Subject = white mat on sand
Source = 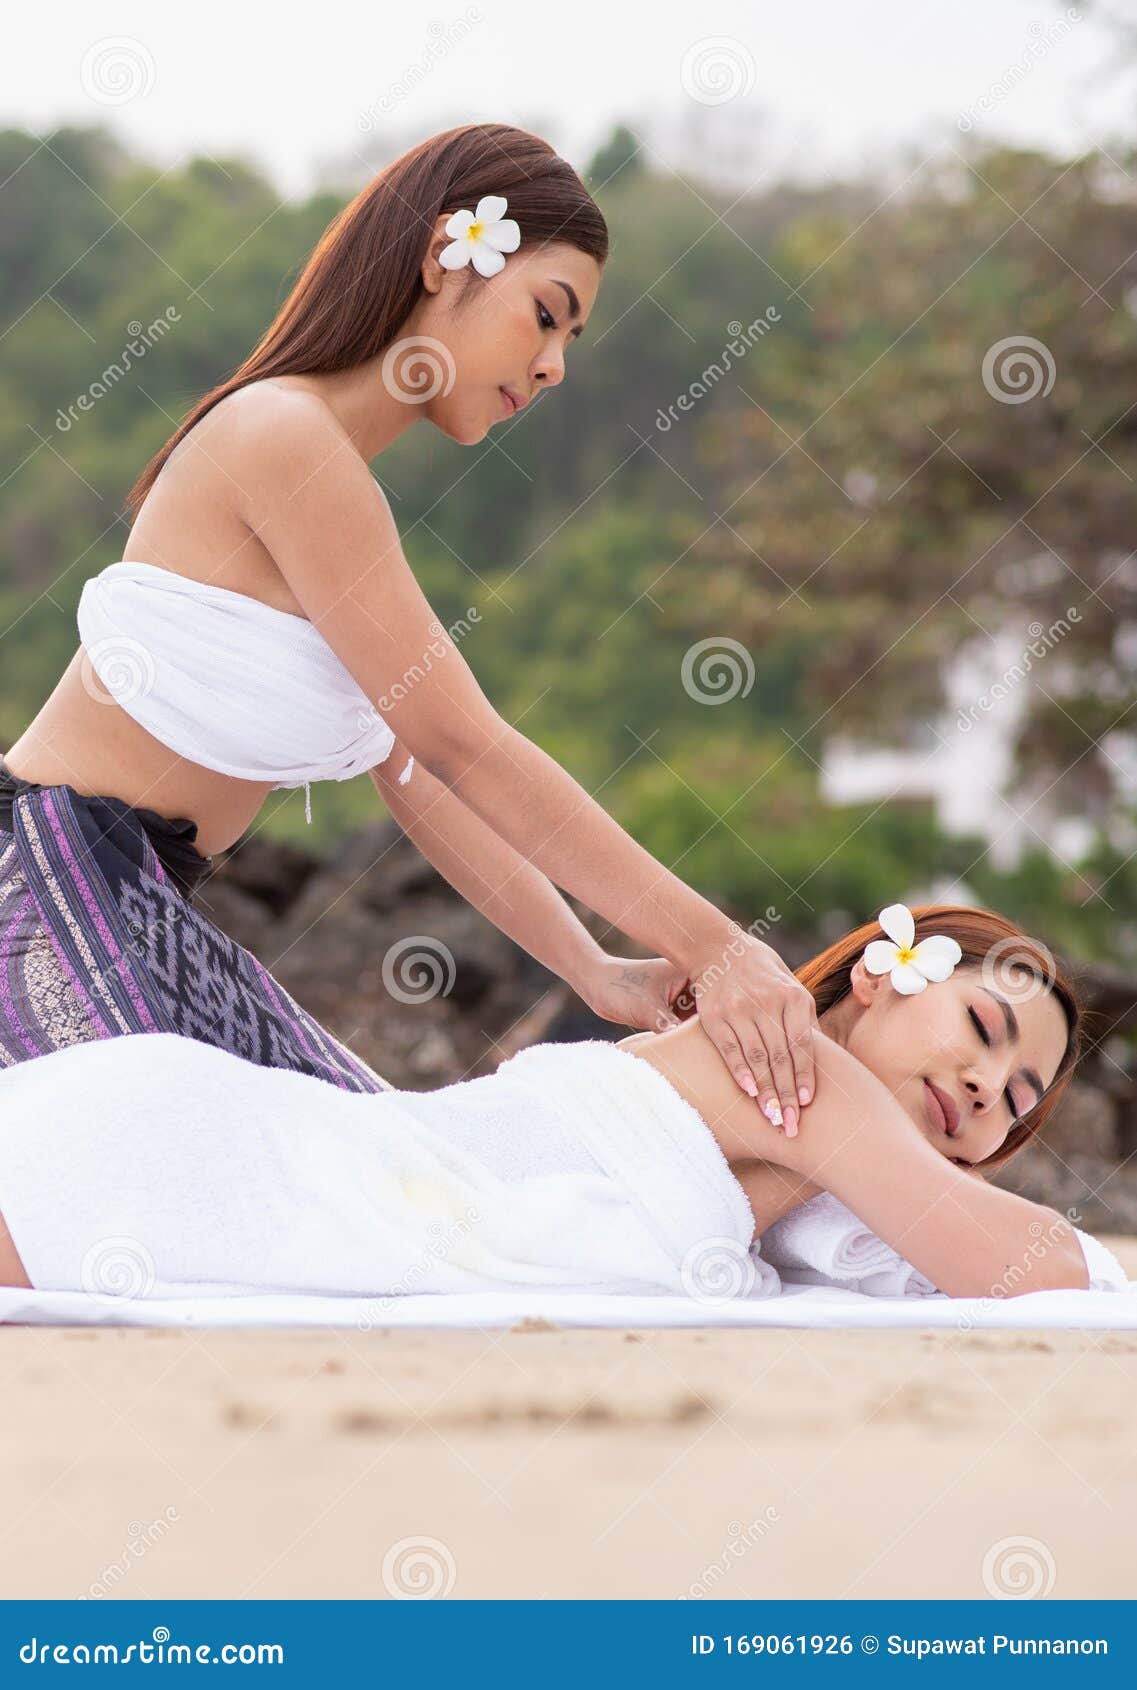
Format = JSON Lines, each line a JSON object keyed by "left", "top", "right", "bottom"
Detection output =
{"left": 1, "top": 1278, "right": 1134, "bottom": 1332}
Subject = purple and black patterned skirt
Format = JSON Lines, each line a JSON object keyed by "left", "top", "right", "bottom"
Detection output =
{"left": 0, "top": 759, "right": 390, "bottom": 1091}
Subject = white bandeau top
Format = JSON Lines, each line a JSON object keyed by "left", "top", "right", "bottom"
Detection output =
{"left": 76, "top": 561, "right": 397, "bottom": 823}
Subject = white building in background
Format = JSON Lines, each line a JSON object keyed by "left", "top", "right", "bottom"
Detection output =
{"left": 821, "top": 621, "right": 1130, "bottom": 873}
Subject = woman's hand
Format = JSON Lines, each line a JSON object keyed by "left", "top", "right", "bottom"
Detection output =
{"left": 687, "top": 931, "right": 819, "bottom": 1133}
{"left": 577, "top": 955, "right": 696, "bottom": 1033}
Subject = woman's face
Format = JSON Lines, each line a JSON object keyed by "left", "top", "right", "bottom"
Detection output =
{"left": 830, "top": 960, "right": 1069, "bottom": 1168}
{"left": 412, "top": 233, "right": 602, "bottom": 443}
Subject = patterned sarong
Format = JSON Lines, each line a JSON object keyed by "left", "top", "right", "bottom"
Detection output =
{"left": 0, "top": 768, "right": 389, "bottom": 1091}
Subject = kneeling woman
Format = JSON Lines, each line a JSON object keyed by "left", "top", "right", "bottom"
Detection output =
{"left": 0, "top": 904, "right": 1098, "bottom": 1302}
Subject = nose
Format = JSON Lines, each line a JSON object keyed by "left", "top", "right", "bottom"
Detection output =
{"left": 533, "top": 344, "right": 566, "bottom": 389}
{"left": 962, "top": 1056, "right": 1008, "bottom": 1114}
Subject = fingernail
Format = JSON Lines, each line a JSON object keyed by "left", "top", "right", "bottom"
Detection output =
{"left": 763, "top": 1099, "right": 783, "bottom": 1126}
{"left": 784, "top": 1105, "right": 797, "bottom": 1135}
{"left": 741, "top": 1074, "right": 758, "bottom": 1097}
{"left": 798, "top": 1086, "right": 811, "bottom": 1106}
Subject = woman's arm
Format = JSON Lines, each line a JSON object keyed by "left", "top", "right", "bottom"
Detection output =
{"left": 633, "top": 1019, "right": 1089, "bottom": 1297}
{"left": 368, "top": 744, "right": 689, "bottom": 1031}
{"left": 231, "top": 389, "right": 818, "bottom": 1122}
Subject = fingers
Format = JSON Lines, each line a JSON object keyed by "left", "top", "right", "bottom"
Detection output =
{"left": 782, "top": 989, "right": 818, "bottom": 1112}
{"left": 703, "top": 1008, "right": 798, "bottom": 1137}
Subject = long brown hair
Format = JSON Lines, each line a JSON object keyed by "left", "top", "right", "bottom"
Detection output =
{"left": 124, "top": 122, "right": 609, "bottom": 516}
{"left": 795, "top": 904, "right": 1084, "bottom": 1173}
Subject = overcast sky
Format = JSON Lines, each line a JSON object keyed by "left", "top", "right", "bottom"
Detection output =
{"left": 6, "top": 0, "right": 1133, "bottom": 196}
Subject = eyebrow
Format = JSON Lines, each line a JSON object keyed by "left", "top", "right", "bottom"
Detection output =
{"left": 552, "top": 279, "right": 585, "bottom": 338}
{"left": 986, "top": 989, "right": 1046, "bottom": 1103}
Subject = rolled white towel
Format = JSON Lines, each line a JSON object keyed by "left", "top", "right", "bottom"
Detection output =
{"left": 762, "top": 1190, "right": 1131, "bottom": 1298}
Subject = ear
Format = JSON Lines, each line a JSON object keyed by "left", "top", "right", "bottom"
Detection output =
{"left": 848, "top": 953, "right": 887, "bottom": 1008}
{"left": 420, "top": 212, "right": 454, "bottom": 296}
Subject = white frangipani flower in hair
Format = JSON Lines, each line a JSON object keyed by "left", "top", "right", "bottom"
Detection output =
{"left": 862, "top": 903, "right": 962, "bottom": 996}
{"left": 439, "top": 195, "right": 521, "bottom": 278}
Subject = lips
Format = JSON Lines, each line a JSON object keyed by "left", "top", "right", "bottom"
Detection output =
{"left": 500, "top": 387, "right": 526, "bottom": 415}
{"left": 924, "top": 1078, "right": 960, "bottom": 1138}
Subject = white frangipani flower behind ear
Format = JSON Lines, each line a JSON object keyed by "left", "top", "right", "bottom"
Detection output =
{"left": 862, "top": 902, "right": 963, "bottom": 996}
{"left": 439, "top": 194, "right": 522, "bottom": 278}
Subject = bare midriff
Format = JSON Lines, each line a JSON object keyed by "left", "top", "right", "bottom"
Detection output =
{"left": 4, "top": 382, "right": 323, "bottom": 857}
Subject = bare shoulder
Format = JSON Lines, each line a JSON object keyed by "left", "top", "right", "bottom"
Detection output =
{"left": 625, "top": 1017, "right": 891, "bottom": 1168}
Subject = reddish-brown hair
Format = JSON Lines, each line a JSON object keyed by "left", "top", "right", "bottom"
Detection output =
{"left": 124, "top": 122, "right": 609, "bottom": 515}
{"left": 795, "top": 903, "right": 1084, "bottom": 1173}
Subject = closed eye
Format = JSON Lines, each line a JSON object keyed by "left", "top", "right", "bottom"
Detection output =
{"left": 536, "top": 300, "right": 555, "bottom": 331}
{"left": 967, "top": 1004, "right": 1019, "bottom": 1119}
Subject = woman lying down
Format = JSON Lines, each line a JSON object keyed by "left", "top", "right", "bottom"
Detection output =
{"left": 0, "top": 902, "right": 1125, "bottom": 1303}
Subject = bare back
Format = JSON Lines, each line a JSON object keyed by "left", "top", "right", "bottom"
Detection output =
{"left": 4, "top": 379, "right": 340, "bottom": 855}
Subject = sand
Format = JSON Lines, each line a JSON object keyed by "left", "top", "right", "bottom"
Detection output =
{"left": 2, "top": 1237, "right": 1135, "bottom": 1602}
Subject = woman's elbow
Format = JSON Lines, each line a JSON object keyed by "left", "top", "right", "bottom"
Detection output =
{"left": 1000, "top": 1210, "right": 1091, "bottom": 1297}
